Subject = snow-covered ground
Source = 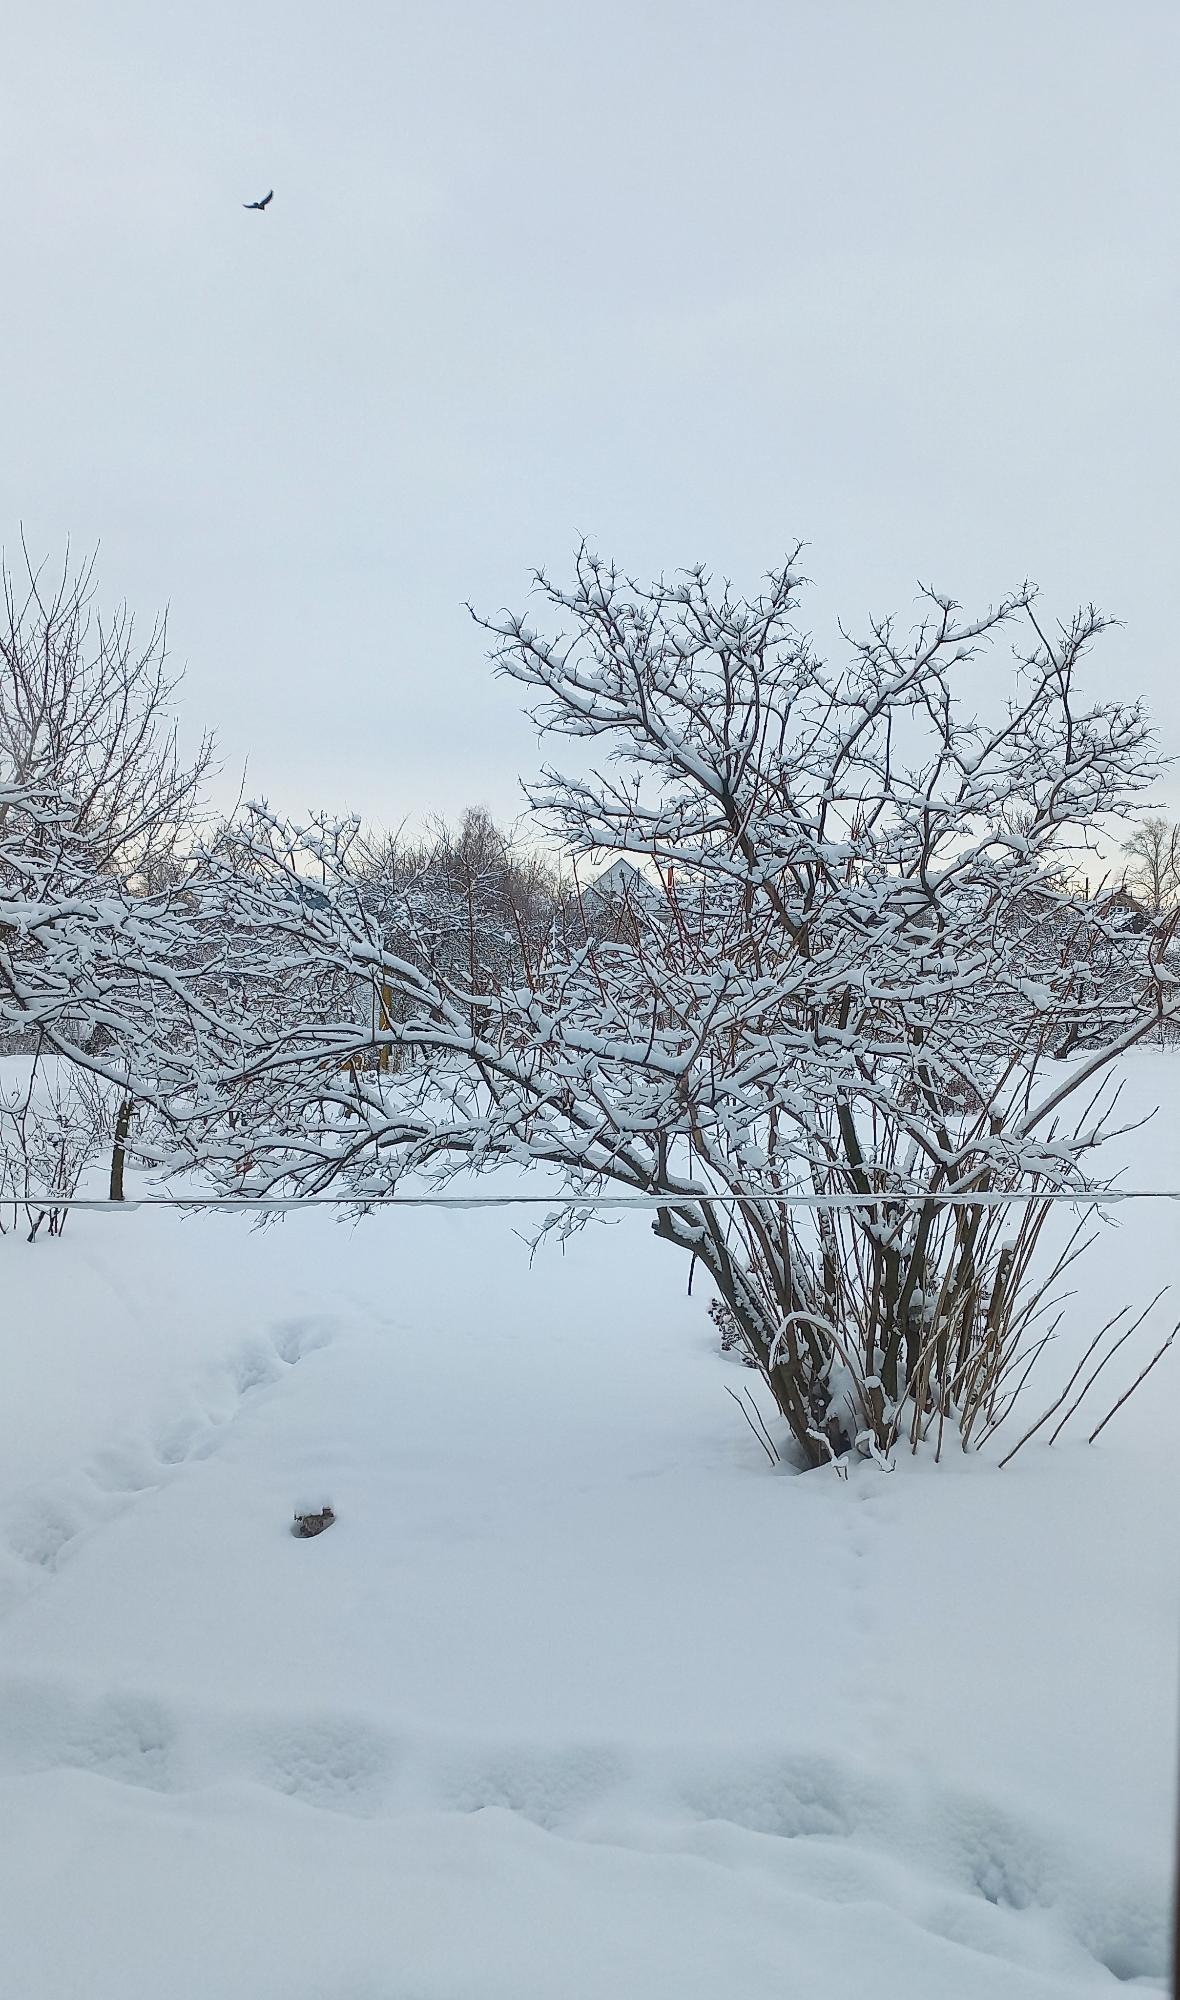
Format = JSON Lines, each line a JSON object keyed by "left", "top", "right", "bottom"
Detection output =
{"left": 0, "top": 1057, "right": 1176, "bottom": 1998}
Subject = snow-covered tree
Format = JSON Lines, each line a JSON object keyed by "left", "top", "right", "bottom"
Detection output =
{"left": 0, "top": 778, "right": 190, "bottom": 1097}
{"left": 82, "top": 551, "right": 1164, "bottom": 1466}
{"left": 355, "top": 808, "right": 565, "bottom": 1039}
{"left": 0, "top": 543, "right": 214, "bottom": 891}
{"left": 6, "top": 551, "right": 1176, "bottom": 1461}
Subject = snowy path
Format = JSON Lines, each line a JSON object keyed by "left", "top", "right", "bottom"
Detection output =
{"left": 0, "top": 1147, "right": 1174, "bottom": 1995}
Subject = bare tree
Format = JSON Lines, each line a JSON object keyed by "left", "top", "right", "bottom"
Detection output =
{"left": 0, "top": 540, "right": 214, "bottom": 889}
{"left": 1121, "top": 815, "right": 1180, "bottom": 915}
{"left": 355, "top": 807, "right": 565, "bottom": 1035}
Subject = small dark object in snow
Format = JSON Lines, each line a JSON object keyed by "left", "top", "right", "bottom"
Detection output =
{"left": 292, "top": 1505, "right": 335, "bottom": 1538}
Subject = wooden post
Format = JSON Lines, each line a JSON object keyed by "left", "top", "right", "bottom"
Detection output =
{"left": 109, "top": 1098, "right": 133, "bottom": 1201}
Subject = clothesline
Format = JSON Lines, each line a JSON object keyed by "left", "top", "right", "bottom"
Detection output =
{"left": 9, "top": 1188, "right": 1180, "bottom": 1212}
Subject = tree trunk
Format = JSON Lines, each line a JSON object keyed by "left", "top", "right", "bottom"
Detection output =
{"left": 109, "top": 1098, "right": 133, "bottom": 1201}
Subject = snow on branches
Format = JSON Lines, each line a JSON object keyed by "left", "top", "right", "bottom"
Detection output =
{"left": 2, "top": 553, "right": 1176, "bottom": 1466}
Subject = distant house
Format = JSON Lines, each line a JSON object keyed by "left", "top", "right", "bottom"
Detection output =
{"left": 1093, "top": 885, "right": 1154, "bottom": 933}
{"left": 997, "top": 877, "right": 1180, "bottom": 1053}
{"left": 556, "top": 858, "right": 655, "bottom": 947}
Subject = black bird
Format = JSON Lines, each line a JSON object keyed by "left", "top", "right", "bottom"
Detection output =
{"left": 243, "top": 190, "right": 274, "bottom": 212}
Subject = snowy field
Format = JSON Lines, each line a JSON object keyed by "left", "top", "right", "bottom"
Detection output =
{"left": 0, "top": 1056, "right": 1176, "bottom": 1998}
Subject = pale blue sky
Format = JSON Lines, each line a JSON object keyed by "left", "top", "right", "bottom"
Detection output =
{"left": 3, "top": 1, "right": 1178, "bottom": 832}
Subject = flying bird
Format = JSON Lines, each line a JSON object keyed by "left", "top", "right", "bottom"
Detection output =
{"left": 243, "top": 190, "right": 274, "bottom": 212}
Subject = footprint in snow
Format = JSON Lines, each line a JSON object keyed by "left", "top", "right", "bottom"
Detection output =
{"left": 0, "top": 1316, "right": 340, "bottom": 1596}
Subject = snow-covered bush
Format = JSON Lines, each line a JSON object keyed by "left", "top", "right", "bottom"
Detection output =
{"left": 3, "top": 552, "right": 1177, "bottom": 1464}
{"left": 114, "top": 553, "right": 1171, "bottom": 1467}
{"left": 0, "top": 1054, "right": 107, "bottom": 1237}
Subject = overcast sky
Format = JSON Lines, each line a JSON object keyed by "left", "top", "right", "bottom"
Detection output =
{"left": 3, "top": 1, "right": 1178, "bottom": 835}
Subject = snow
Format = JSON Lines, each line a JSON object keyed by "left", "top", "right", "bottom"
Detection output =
{"left": 0, "top": 1058, "right": 1176, "bottom": 1997}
